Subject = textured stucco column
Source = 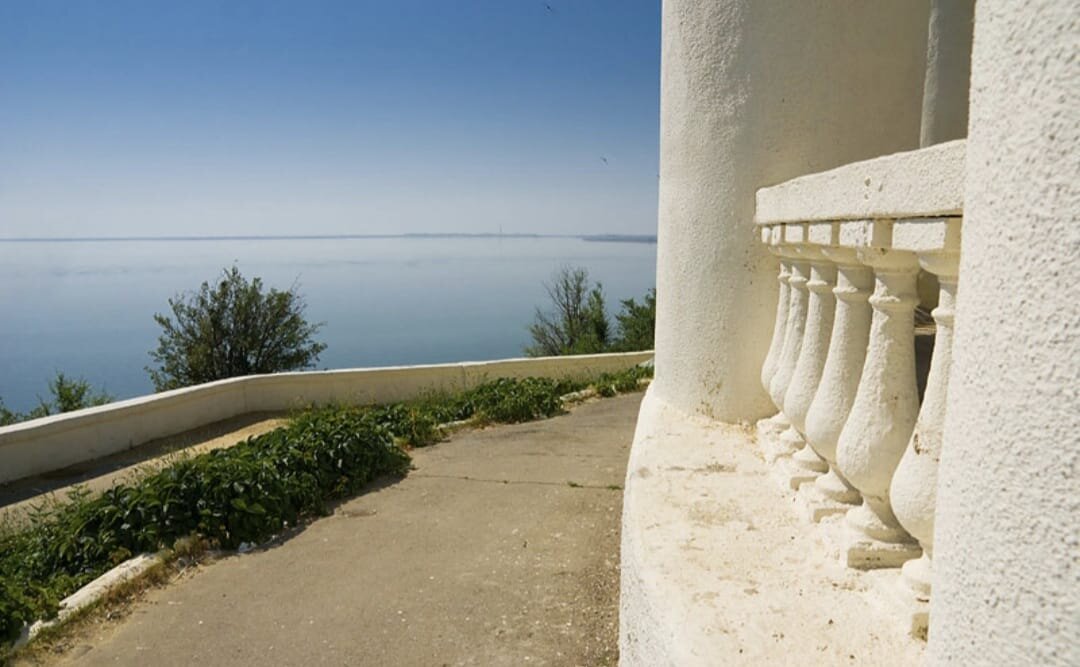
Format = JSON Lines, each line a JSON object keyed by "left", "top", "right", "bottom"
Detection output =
{"left": 928, "top": 1, "right": 1079, "bottom": 664}
{"left": 651, "top": 0, "right": 930, "bottom": 423}
{"left": 919, "top": 0, "right": 975, "bottom": 146}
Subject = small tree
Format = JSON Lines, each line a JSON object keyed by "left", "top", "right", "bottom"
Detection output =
{"left": 526, "top": 266, "right": 610, "bottom": 356}
{"left": 0, "top": 372, "right": 112, "bottom": 425}
{"left": 611, "top": 288, "right": 656, "bottom": 352}
{"left": 42, "top": 372, "right": 112, "bottom": 413}
{"left": 147, "top": 267, "right": 327, "bottom": 391}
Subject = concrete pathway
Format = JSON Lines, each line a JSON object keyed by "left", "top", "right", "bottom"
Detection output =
{"left": 44, "top": 394, "right": 642, "bottom": 667}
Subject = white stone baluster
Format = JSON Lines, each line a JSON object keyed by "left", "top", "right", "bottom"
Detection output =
{"left": 801, "top": 246, "right": 875, "bottom": 520}
{"left": 777, "top": 244, "right": 837, "bottom": 488}
{"left": 890, "top": 234, "right": 960, "bottom": 636}
{"left": 835, "top": 227, "right": 922, "bottom": 569}
{"left": 756, "top": 236, "right": 793, "bottom": 442}
{"left": 764, "top": 246, "right": 809, "bottom": 462}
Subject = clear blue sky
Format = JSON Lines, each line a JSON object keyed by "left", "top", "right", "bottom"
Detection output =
{"left": 0, "top": 1, "right": 660, "bottom": 238}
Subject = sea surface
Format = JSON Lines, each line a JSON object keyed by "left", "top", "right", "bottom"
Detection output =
{"left": 0, "top": 236, "right": 656, "bottom": 413}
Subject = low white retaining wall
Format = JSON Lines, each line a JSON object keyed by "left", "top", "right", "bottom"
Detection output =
{"left": 0, "top": 351, "right": 652, "bottom": 485}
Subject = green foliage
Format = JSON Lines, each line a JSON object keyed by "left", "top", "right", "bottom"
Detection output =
{"left": 0, "top": 407, "right": 409, "bottom": 643}
{"left": 610, "top": 289, "right": 656, "bottom": 352}
{"left": 525, "top": 266, "right": 655, "bottom": 357}
{"left": 362, "top": 403, "right": 443, "bottom": 447}
{"left": 147, "top": 266, "right": 327, "bottom": 391}
{"left": 0, "top": 373, "right": 112, "bottom": 426}
{"left": 593, "top": 364, "right": 653, "bottom": 397}
{"left": 43, "top": 373, "right": 112, "bottom": 414}
{"left": 0, "top": 368, "right": 652, "bottom": 645}
{"left": 526, "top": 266, "right": 611, "bottom": 356}
{"left": 453, "top": 376, "right": 583, "bottom": 423}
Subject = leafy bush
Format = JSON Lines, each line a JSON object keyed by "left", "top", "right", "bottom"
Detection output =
{"left": 361, "top": 403, "right": 443, "bottom": 447}
{"left": 147, "top": 267, "right": 327, "bottom": 391}
{"left": 524, "top": 266, "right": 655, "bottom": 357}
{"left": 611, "top": 289, "right": 656, "bottom": 352}
{"left": 0, "top": 407, "right": 409, "bottom": 643}
{"left": 456, "top": 376, "right": 583, "bottom": 423}
{"left": 526, "top": 266, "right": 610, "bottom": 356}
{"left": 0, "top": 373, "right": 112, "bottom": 427}
{"left": 593, "top": 364, "right": 653, "bottom": 397}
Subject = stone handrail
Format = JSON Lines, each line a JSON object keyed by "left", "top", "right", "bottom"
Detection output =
{"left": 753, "top": 141, "right": 964, "bottom": 637}
{"left": 0, "top": 351, "right": 653, "bottom": 486}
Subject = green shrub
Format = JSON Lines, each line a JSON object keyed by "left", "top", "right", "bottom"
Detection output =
{"left": 361, "top": 403, "right": 443, "bottom": 447}
{"left": 0, "top": 407, "right": 409, "bottom": 643}
{"left": 593, "top": 364, "right": 653, "bottom": 397}
{"left": 453, "top": 377, "right": 584, "bottom": 424}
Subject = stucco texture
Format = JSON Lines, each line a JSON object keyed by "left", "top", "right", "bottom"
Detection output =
{"left": 930, "top": 1, "right": 1079, "bottom": 664}
{"left": 652, "top": 0, "right": 930, "bottom": 422}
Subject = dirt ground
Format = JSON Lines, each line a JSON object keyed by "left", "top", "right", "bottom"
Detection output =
{"left": 19, "top": 393, "right": 642, "bottom": 667}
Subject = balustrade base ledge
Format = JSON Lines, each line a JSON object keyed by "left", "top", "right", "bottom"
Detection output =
{"left": 771, "top": 455, "right": 824, "bottom": 492}
{"left": 797, "top": 484, "right": 858, "bottom": 523}
{"left": 754, "top": 412, "right": 789, "bottom": 442}
{"left": 845, "top": 529, "right": 923, "bottom": 570}
{"left": 620, "top": 388, "right": 926, "bottom": 665}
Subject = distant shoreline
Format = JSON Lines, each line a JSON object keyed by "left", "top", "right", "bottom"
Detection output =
{"left": 0, "top": 233, "right": 657, "bottom": 244}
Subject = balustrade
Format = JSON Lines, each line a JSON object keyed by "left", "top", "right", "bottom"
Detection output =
{"left": 763, "top": 228, "right": 810, "bottom": 462}
{"left": 778, "top": 242, "right": 837, "bottom": 488}
{"left": 890, "top": 221, "right": 961, "bottom": 636}
{"left": 756, "top": 216, "right": 961, "bottom": 635}
{"left": 801, "top": 246, "right": 875, "bottom": 520}
{"left": 757, "top": 227, "right": 794, "bottom": 443}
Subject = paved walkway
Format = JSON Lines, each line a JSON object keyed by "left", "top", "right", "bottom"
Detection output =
{"left": 44, "top": 393, "right": 642, "bottom": 667}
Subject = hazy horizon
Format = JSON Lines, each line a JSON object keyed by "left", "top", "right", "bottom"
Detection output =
{"left": 0, "top": 1, "right": 661, "bottom": 238}
{"left": 0, "top": 230, "right": 658, "bottom": 242}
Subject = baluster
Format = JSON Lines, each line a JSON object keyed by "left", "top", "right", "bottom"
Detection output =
{"left": 801, "top": 246, "right": 874, "bottom": 520}
{"left": 890, "top": 244, "right": 960, "bottom": 636}
{"left": 835, "top": 231, "right": 922, "bottom": 569}
{"left": 756, "top": 243, "right": 793, "bottom": 442}
{"left": 778, "top": 245, "right": 837, "bottom": 488}
{"left": 764, "top": 251, "right": 810, "bottom": 462}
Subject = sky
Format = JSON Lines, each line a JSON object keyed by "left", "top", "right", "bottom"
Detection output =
{"left": 0, "top": 1, "right": 661, "bottom": 238}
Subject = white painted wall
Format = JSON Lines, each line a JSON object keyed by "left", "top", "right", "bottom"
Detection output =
{"left": 930, "top": 1, "right": 1079, "bottom": 663}
{"left": 652, "top": 0, "right": 930, "bottom": 422}
{"left": 0, "top": 352, "right": 652, "bottom": 485}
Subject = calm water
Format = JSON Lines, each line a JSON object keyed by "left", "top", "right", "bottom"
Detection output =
{"left": 0, "top": 237, "right": 656, "bottom": 412}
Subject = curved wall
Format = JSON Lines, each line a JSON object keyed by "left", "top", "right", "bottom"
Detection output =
{"left": 652, "top": 0, "right": 930, "bottom": 422}
{"left": 929, "top": 1, "right": 1079, "bottom": 663}
{"left": 0, "top": 351, "right": 653, "bottom": 485}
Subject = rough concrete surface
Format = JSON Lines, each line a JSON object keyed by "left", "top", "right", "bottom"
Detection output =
{"left": 38, "top": 394, "right": 641, "bottom": 667}
{"left": 620, "top": 390, "right": 925, "bottom": 666}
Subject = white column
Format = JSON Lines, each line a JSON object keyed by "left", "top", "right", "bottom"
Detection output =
{"left": 801, "top": 247, "right": 874, "bottom": 520}
{"left": 649, "top": 0, "right": 930, "bottom": 424}
{"left": 930, "top": 2, "right": 1078, "bottom": 661}
{"left": 778, "top": 245, "right": 836, "bottom": 488}
{"left": 890, "top": 249, "right": 959, "bottom": 637}
{"left": 919, "top": 0, "right": 976, "bottom": 147}
{"left": 835, "top": 237, "right": 922, "bottom": 569}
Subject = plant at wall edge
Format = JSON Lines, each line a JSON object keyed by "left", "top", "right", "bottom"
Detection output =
{"left": 147, "top": 266, "right": 327, "bottom": 391}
